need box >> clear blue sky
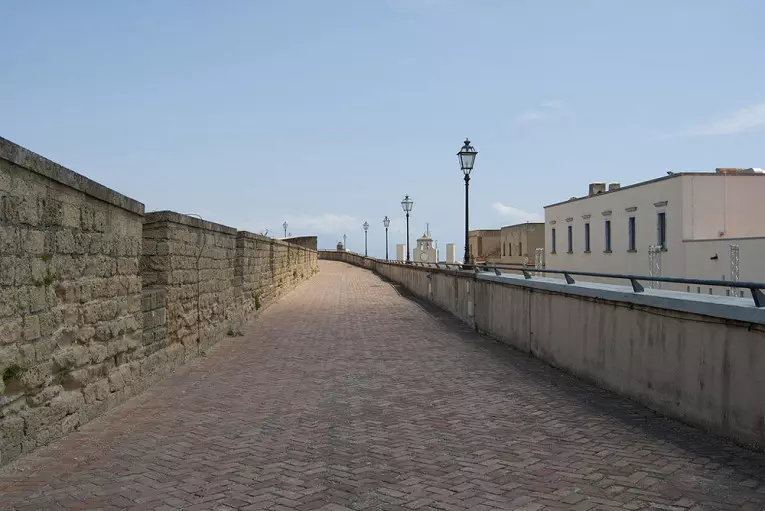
[2,0,763,257]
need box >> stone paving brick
[1,261,765,510]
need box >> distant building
[468,230,501,264]
[445,243,456,263]
[413,230,438,263]
[396,243,406,261]
[492,222,544,266]
[544,169,765,291]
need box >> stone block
[28,384,63,406]
[50,390,85,416]
[40,198,64,226]
[76,325,96,343]
[80,206,94,231]
[117,257,138,275]
[61,202,80,228]
[94,323,111,342]
[93,210,107,232]
[60,409,83,434]
[29,286,47,313]
[22,314,41,341]
[106,336,128,358]
[0,256,14,285]
[0,317,22,346]
[53,345,90,370]
[88,342,108,364]
[0,415,24,457]
[55,230,76,254]
[21,229,45,255]
[19,362,53,390]
[107,369,124,392]
[0,226,19,255]
[33,336,57,363]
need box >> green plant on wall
[254,295,261,310]
[43,267,56,286]
[3,364,24,383]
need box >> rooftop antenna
[426,222,430,237]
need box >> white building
[396,243,406,262]
[544,170,765,291]
[413,231,438,263]
[445,243,456,264]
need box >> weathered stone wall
[0,137,144,465]
[0,137,318,467]
[140,288,166,366]
[141,222,318,349]
[141,212,237,358]
[235,233,318,323]
[282,236,318,251]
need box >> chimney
[608,183,620,191]
[588,183,606,196]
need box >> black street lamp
[458,138,478,268]
[362,221,369,256]
[283,221,288,237]
[383,216,391,260]
[401,195,413,263]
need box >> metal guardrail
[318,250,765,308]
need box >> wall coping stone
[319,252,765,325]
[0,136,145,216]
[144,211,237,235]
[478,272,765,325]
[237,231,317,251]
[237,230,272,242]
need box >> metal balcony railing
[318,250,765,308]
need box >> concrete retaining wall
[320,250,765,449]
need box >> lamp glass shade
[401,194,413,213]
[457,138,478,175]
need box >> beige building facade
[544,171,765,290]
[493,222,545,266]
[468,229,501,264]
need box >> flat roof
[500,221,544,230]
[544,172,765,209]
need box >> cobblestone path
[1,261,764,510]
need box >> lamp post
[458,138,477,268]
[401,195,413,263]
[343,234,347,251]
[283,221,288,237]
[383,216,390,260]
[362,221,369,256]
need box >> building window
[519,242,522,256]
[551,229,556,253]
[567,225,573,253]
[584,223,590,253]
[604,220,612,252]
[503,243,506,256]
[508,243,512,256]
[657,212,667,249]
[628,217,636,251]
